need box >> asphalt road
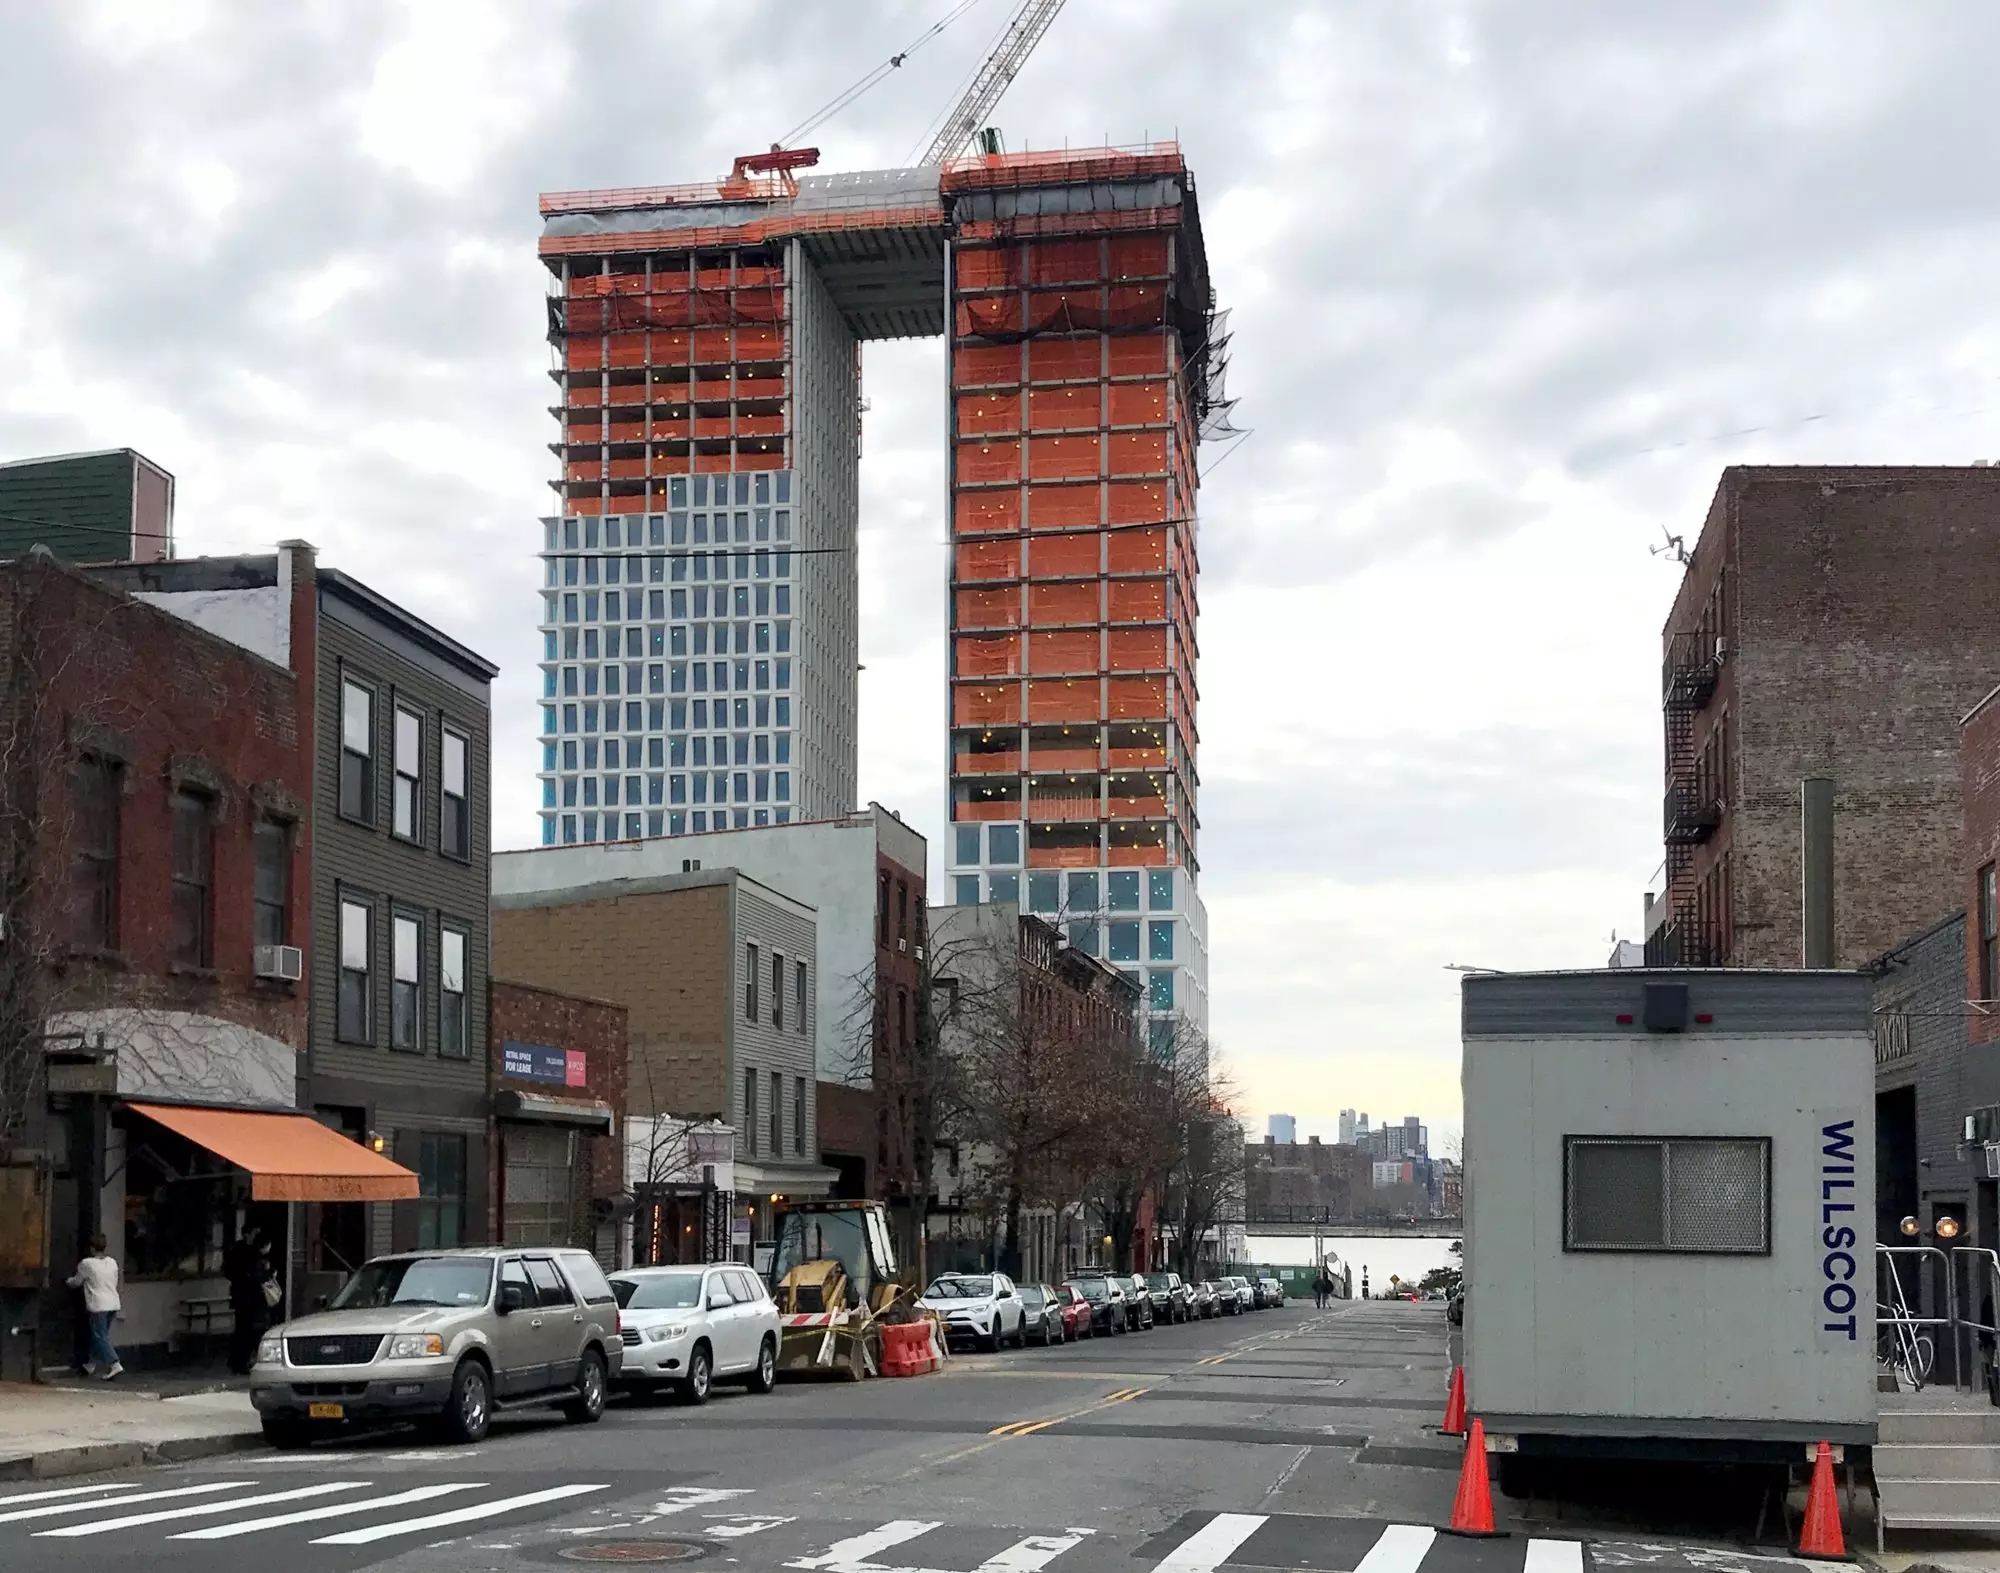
[0,1301,1823,1573]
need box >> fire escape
[1648,630,1724,966]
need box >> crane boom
[917,0,1068,167]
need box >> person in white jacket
[66,1235,122,1379]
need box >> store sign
[502,1040,586,1088]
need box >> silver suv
[250,1247,623,1445]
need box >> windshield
[611,1273,703,1310]
[770,1209,870,1290]
[924,1275,993,1299]
[1066,1278,1107,1301]
[329,1256,492,1310]
[1018,1285,1047,1305]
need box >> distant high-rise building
[1266,1114,1296,1144]
[1404,1116,1425,1157]
[1338,1108,1357,1146]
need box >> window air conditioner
[255,944,304,983]
[1986,1143,2000,1182]
[898,937,908,953]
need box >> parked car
[1054,1283,1095,1340]
[1257,1275,1285,1308]
[1191,1280,1218,1318]
[1140,1271,1192,1323]
[1061,1275,1124,1335]
[1016,1283,1067,1346]
[609,1263,778,1404]
[1214,1275,1243,1315]
[1217,1274,1254,1313]
[916,1272,1025,1352]
[250,1247,622,1446]
[1123,1275,1156,1331]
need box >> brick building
[1954,686,2000,1261]
[92,549,500,1306]
[0,547,409,1376]
[491,867,832,1256]
[1244,1137,1373,1223]
[492,804,926,1227]
[1651,467,2000,968]
[489,979,628,1264]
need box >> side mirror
[314,1294,329,1311]
[708,1291,732,1310]
[498,1284,527,1315]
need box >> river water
[1243,1232,1458,1295]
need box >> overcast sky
[5,0,1997,1144]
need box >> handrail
[1949,1246,1999,1400]
[1878,1244,1958,1389]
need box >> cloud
[5,0,1998,1141]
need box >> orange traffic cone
[1441,1365,1467,1436]
[1441,1418,1508,1537]
[1797,1440,1851,1561]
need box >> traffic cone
[1797,1440,1851,1561]
[1440,1365,1467,1436]
[1441,1418,1507,1537]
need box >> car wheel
[563,1349,607,1423]
[985,1321,1004,1354]
[260,1417,313,1449]
[747,1335,777,1394]
[440,1357,491,1444]
[682,1341,713,1404]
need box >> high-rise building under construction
[537,144,1223,1047]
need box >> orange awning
[127,1103,420,1203]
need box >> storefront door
[501,1124,580,1247]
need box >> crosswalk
[0,1475,609,1547]
[0,1479,1824,1573]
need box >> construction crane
[916,0,1068,166]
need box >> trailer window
[1564,1136,1769,1254]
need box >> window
[69,757,120,949]
[338,898,371,1042]
[415,1133,466,1248]
[954,874,979,905]
[393,706,422,839]
[392,914,421,1051]
[746,943,759,1022]
[1108,871,1141,910]
[772,951,784,1028]
[441,729,469,855]
[340,679,374,821]
[1149,870,1174,910]
[989,873,1019,903]
[1563,1136,1770,1254]
[440,927,468,1057]
[743,1069,758,1157]
[1107,922,1141,963]
[1981,864,1997,1000]
[988,824,1020,865]
[1148,969,1174,1010]
[1067,871,1100,912]
[1148,920,1175,961]
[796,960,808,1035]
[252,819,289,947]
[525,1256,572,1305]
[769,1070,781,1155]
[793,1076,806,1155]
[169,790,214,967]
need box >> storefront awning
[126,1102,420,1202]
[494,1090,615,1131]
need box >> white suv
[917,1272,1025,1352]
[610,1263,780,1404]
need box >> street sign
[45,1063,116,1095]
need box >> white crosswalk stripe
[1153,1514,1270,1573]
[1355,1524,1439,1573]
[0,1482,147,1509]
[0,1481,250,1527]
[169,1483,483,1540]
[1523,1541,1585,1573]
[308,1482,610,1545]
[36,1481,370,1537]
[788,1519,947,1571]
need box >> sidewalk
[0,1382,265,1479]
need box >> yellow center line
[987,1385,1152,1438]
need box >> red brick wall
[5,554,312,1058]
[1665,468,2000,968]
[488,978,629,1245]
[872,847,925,1198]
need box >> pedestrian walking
[1314,1267,1331,1310]
[66,1234,122,1380]
[226,1231,278,1375]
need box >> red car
[1054,1282,1095,1340]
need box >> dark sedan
[1061,1276,1125,1335]
[1017,1283,1067,1346]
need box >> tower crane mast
[917,0,1068,167]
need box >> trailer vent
[1564,1136,1770,1254]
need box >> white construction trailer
[1461,969,1876,1484]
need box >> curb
[0,1430,268,1482]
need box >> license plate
[308,1403,345,1420]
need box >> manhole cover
[558,1542,711,1564]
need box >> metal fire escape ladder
[1655,632,1723,966]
